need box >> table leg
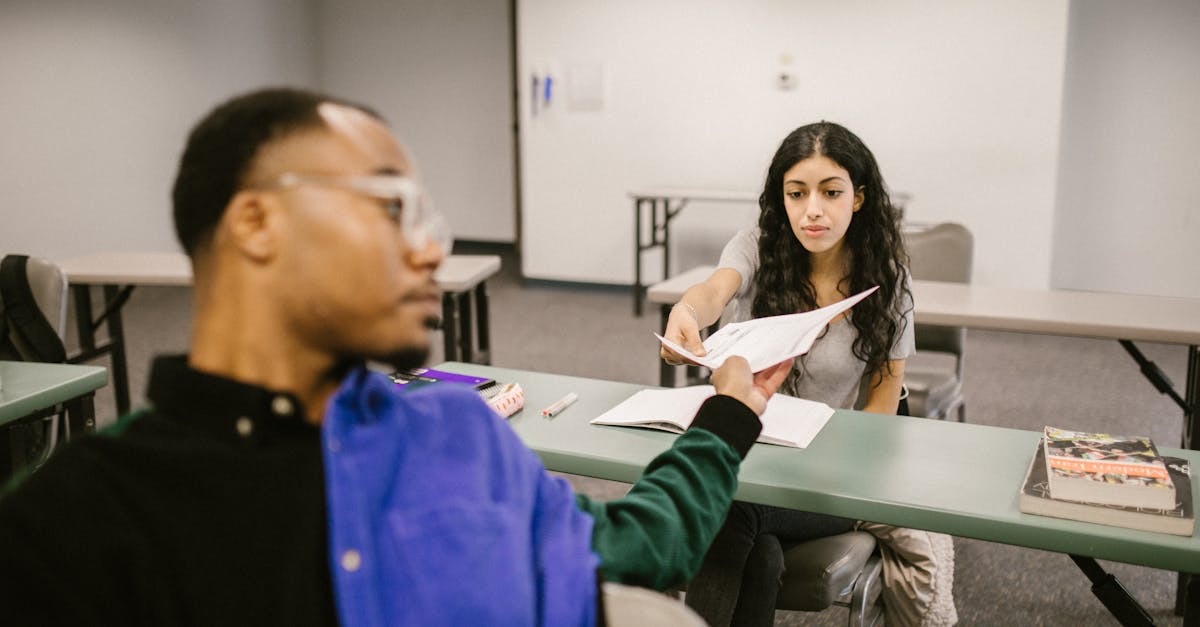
[634,198,644,316]
[1185,345,1198,450]
[0,424,12,480]
[636,198,670,317]
[633,195,686,317]
[474,282,492,365]
[64,392,96,436]
[459,289,475,364]
[659,304,674,387]
[103,285,131,416]
[661,199,671,283]
[1070,555,1155,626]
[72,285,95,354]
[442,293,461,362]
[67,284,134,417]
[1181,571,1199,626]
[1179,349,1200,618]
[1123,342,1200,617]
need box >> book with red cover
[1042,426,1175,510]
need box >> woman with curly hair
[661,121,915,626]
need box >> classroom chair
[902,222,973,422]
[775,531,884,626]
[676,531,884,627]
[603,582,707,626]
[0,254,74,474]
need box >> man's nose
[406,237,446,269]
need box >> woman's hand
[711,356,793,416]
[660,302,707,365]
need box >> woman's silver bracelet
[677,301,699,322]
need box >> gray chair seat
[902,222,973,422]
[904,367,963,420]
[778,531,884,626]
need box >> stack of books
[1019,426,1194,536]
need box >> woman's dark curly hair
[752,122,910,383]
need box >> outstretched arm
[577,357,792,590]
[660,268,742,365]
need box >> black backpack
[0,254,67,363]
[0,255,73,476]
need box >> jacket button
[341,549,362,572]
[272,395,294,416]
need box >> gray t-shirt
[717,227,915,409]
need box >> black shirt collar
[146,354,317,445]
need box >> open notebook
[591,385,834,449]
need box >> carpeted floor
[71,241,1190,626]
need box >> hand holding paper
[655,286,878,372]
[711,355,793,416]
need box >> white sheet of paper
[590,385,834,449]
[656,286,879,372]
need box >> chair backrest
[904,222,973,284]
[0,254,69,362]
[602,582,707,627]
[903,223,973,366]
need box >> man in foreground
[0,87,791,625]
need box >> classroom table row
[438,360,1200,626]
[3,357,1196,624]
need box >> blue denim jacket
[321,368,599,626]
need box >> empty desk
[912,280,1200,450]
[59,252,502,416]
[433,254,501,365]
[629,188,757,316]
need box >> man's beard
[380,346,429,372]
[377,314,440,371]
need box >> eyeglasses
[268,172,452,253]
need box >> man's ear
[222,190,280,262]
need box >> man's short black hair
[171,87,379,256]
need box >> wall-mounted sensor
[777,71,797,91]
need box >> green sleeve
[576,394,761,590]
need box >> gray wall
[1051,0,1200,298]
[0,0,514,263]
[3,1,1198,298]
[316,0,515,243]
[517,0,1071,288]
[0,0,318,261]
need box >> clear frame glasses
[270,172,452,253]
